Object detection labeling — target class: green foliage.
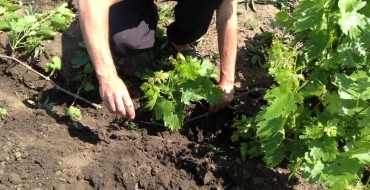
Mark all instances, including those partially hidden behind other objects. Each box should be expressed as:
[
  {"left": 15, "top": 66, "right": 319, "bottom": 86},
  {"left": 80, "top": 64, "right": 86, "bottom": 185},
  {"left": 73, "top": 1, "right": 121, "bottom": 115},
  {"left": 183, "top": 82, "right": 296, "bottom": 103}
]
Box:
[
  {"left": 0, "top": 106, "right": 7, "bottom": 120},
  {"left": 141, "top": 54, "right": 223, "bottom": 131},
  {"left": 44, "top": 56, "right": 62, "bottom": 76},
  {"left": 64, "top": 106, "right": 82, "bottom": 121},
  {"left": 70, "top": 46, "right": 95, "bottom": 93},
  {"left": 208, "top": 144, "right": 226, "bottom": 153},
  {"left": 157, "top": 3, "right": 174, "bottom": 25},
  {"left": 27, "top": 92, "right": 56, "bottom": 116},
  {"left": 233, "top": 0, "right": 370, "bottom": 188},
  {"left": 246, "top": 32, "right": 273, "bottom": 66},
  {"left": 0, "top": 3, "right": 75, "bottom": 56}
]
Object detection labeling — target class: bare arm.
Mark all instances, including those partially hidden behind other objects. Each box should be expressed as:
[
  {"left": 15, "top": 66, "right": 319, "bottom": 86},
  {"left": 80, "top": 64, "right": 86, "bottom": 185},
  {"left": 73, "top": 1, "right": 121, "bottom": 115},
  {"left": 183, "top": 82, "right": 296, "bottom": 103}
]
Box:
[
  {"left": 211, "top": 0, "right": 237, "bottom": 112},
  {"left": 77, "top": 0, "right": 135, "bottom": 118}
]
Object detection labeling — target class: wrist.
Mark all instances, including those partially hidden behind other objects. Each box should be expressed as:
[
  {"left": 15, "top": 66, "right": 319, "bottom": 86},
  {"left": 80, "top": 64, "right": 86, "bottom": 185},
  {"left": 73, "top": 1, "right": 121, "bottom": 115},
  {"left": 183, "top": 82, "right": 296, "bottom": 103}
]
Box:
[
  {"left": 96, "top": 67, "right": 118, "bottom": 84},
  {"left": 219, "top": 78, "right": 234, "bottom": 87}
]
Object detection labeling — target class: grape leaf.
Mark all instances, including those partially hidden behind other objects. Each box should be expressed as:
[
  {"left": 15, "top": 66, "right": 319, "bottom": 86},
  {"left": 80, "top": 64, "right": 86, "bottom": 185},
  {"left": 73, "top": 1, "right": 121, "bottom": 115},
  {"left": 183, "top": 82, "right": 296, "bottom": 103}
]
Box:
[
  {"left": 292, "top": 0, "right": 325, "bottom": 32},
  {"left": 301, "top": 160, "right": 325, "bottom": 182},
  {"left": 154, "top": 97, "right": 175, "bottom": 121},
  {"left": 321, "top": 157, "right": 363, "bottom": 187},
  {"left": 304, "top": 31, "right": 327, "bottom": 62},
  {"left": 39, "top": 24, "right": 56, "bottom": 38},
  {"left": 308, "top": 136, "right": 338, "bottom": 162},
  {"left": 338, "top": 0, "right": 367, "bottom": 38}
]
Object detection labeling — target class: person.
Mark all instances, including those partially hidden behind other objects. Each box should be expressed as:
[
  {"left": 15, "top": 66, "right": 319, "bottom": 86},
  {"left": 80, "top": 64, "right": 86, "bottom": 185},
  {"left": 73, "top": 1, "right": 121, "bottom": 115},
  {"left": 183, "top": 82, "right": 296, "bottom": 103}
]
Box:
[{"left": 77, "top": 0, "right": 237, "bottom": 119}]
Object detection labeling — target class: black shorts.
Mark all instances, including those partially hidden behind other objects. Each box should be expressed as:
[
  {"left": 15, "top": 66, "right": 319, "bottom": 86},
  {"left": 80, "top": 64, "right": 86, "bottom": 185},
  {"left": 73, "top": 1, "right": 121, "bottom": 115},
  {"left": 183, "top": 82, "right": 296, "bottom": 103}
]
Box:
[{"left": 109, "top": 0, "right": 222, "bottom": 55}]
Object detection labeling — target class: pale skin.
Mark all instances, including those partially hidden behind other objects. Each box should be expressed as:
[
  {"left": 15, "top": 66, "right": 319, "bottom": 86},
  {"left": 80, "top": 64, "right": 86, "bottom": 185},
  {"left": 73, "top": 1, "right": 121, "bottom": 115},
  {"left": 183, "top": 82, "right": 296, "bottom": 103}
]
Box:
[{"left": 77, "top": 0, "right": 237, "bottom": 118}]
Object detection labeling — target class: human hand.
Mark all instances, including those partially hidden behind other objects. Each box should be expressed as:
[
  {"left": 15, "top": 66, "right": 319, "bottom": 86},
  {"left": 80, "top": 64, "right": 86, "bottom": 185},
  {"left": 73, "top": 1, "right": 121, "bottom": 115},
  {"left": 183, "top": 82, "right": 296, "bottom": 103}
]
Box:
[
  {"left": 98, "top": 75, "right": 135, "bottom": 119},
  {"left": 209, "top": 82, "right": 234, "bottom": 113}
]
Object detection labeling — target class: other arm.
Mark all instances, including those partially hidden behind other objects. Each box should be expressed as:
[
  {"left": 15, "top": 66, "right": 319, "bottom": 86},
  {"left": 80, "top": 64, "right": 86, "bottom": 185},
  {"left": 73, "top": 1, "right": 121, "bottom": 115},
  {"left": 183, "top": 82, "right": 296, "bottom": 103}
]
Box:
[
  {"left": 77, "top": 0, "right": 135, "bottom": 118},
  {"left": 210, "top": 0, "right": 238, "bottom": 112}
]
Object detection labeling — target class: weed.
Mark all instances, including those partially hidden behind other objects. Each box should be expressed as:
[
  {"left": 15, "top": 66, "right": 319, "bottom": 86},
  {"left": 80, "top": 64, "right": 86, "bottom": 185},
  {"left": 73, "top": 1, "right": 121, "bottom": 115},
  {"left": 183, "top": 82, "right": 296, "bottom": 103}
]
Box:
[
  {"left": 0, "top": 3, "right": 75, "bottom": 57},
  {"left": 44, "top": 56, "right": 62, "bottom": 76},
  {"left": 64, "top": 106, "right": 81, "bottom": 121},
  {"left": 246, "top": 32, "right": 273, "bottom": 66},
  {"left": 0, "top": 106, "right": 7, "bottom": 120},
  {"left": 244, "top": 18, "right": 257, "bottom": 30},
  {"left": 208, "top": 144, "right": 225, "bottom": 153}
]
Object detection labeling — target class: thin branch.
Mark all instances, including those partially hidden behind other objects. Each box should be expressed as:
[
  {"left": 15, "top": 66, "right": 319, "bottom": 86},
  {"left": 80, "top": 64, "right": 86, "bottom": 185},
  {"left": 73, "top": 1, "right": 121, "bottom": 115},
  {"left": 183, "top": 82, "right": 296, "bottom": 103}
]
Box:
[
  {"left": 184, "top": 112, "right": 209, "bottom": 125},
  {"left": 140, "top": 121, "right": 165, "bottom": 127},
  {"left": 183, "top": 87, "right": 268, "bottom": 124},
  {"left": 0, "top": 54, "right": 102, "bottom": 109},
  {"left": 234, "top": 87, "right": 268, "bottom": 100}
]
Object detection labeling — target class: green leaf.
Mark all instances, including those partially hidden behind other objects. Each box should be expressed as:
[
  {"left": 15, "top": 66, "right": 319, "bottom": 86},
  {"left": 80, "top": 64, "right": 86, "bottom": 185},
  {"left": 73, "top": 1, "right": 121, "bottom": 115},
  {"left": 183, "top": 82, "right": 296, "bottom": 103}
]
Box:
[
  {"left": 44, "top": 56, "right": 62, "bottom": 74},
  {"left": 39, "top": 24, "right": 56, "bottom": 38},
  {"left": 292, "top": 0, "right": 325, "bottom": 32},
  {"left": 71, "top": 51, "right": 91, "bottom": 68},
  {"left": 64, "top": 106, "right": 82, "bottom": 120},
  {"left": 338, "top": 0, "right": 367, "bottom": 38},
  {"left": 257, "top": 117, "right": 286, "bottom": 138},
  {"left": 262, "top": 134, "right": 286, "bottom": 167},
  {"left": 207, "top": 87, "right": 223, "bottom": 106},
  {"left": 262, "top": 88, "right": 303, "bottom": 119},
  {"left": 308, "top": 136, "right": 338, "bottom": 162},
  {"left": 304, "top": 31, "right": 328, "bottom": 62},
  {"left": 83, "top": 82, "right": 95, "bottom": 92},
  {"left": 321, "top": 157, "right": 363, "bottom": 188},
  {"left": 154, "top": 97, "right": 175, "bottom": 121},
  {"left": 301, "top": 160, "right": 325, "bottom": 181},
  {"left": 51, "top": 13, "right": 67, "bottom": 31}
]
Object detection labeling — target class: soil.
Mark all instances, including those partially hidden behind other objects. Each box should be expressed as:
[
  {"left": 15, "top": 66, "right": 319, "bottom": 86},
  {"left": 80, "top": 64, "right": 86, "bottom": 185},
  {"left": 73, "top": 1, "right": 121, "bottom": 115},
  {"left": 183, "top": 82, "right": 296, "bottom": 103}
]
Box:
[{"left": 0, "top": 1, "right": 324, "bottom": 190}]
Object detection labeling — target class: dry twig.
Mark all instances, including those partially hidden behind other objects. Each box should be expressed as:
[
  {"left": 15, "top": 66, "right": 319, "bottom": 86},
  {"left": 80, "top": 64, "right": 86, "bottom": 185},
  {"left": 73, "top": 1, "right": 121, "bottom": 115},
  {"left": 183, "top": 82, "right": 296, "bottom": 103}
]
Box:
[{"left": 0, "top": 54, "right": 102, "bottom": 109}]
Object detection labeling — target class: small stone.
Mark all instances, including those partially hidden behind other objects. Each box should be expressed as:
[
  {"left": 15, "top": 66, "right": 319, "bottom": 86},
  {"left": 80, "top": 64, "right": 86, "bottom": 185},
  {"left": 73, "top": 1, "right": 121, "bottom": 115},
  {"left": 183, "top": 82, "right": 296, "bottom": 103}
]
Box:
[
  {"left": 8, "top": 173, "right": 22, "bottom": 184},
  {"left": 76, "top": 174, "right": 84, "bottom": 181},
  {"left": 54, "top": 171, "right": 62, "bottom": 176},
  {"left": 31, "top": 188, "right": 42, "bottom": 190},
  {"left": 96, "top": 145, "right": 103, "bottom": 152},
  {"left": 0, "top": 153, "right": 9, "bottom": 162},
  {"left": 202, "top": 171, "right": 214, "bottom": 185},
  {"left": 53, "top": 183, "right": 67, "bottom": 190},
  {"left": 23, "top": 183, "right": 30, "bottom": 189},
  {"left": 14, "top": 152, "right": 21, "bottom": 160}
]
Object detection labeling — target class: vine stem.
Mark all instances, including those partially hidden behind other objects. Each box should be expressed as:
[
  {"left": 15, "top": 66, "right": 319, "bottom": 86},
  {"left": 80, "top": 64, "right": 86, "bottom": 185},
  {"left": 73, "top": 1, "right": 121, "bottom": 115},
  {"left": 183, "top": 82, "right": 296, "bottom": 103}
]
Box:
[
  {"left": 184, "top": 87, "right": 268, "bottom": 124},
  {"left": 139, "top": 121, "right": 165, "bottom": 127},
  {"left": 0, "top": 54, "right": 102, "bottom": 109}
]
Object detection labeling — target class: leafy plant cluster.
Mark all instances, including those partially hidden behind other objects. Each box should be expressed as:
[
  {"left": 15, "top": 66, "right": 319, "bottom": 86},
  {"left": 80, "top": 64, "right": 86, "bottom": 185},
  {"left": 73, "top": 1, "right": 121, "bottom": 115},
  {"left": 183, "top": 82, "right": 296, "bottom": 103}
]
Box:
[
  {"left": 232, "top": 0, "right": 370, "bottom": 189},
  {"left": 69, "top": 43, "right": 96, "bottom": 93},
  {"left": 141, "top": 54, "right": 223, "bottom": 131},
  {"left": 0, "top": 1, "right": 75, "bottom": 56}
]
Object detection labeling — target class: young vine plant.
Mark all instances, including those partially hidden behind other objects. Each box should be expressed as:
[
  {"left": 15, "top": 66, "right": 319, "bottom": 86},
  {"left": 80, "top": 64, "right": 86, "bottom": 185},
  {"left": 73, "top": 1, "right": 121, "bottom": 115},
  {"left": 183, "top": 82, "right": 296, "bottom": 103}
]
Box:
[
  {"left": 0, "top": 1, "right": 75, "bottom": 57},
  {"left": 141, "top": 54, "right": 223, "bottom": 131},
  {"left": 232, "top": 0, "right": 370, "bottom": 189}
]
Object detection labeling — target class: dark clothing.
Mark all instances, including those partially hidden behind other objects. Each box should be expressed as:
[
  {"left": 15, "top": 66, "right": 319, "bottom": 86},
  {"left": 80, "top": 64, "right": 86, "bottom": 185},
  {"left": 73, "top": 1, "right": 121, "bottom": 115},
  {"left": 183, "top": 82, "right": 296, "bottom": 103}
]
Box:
[{"left": 109, "top": 0, "right": 222, "bottom": 55}]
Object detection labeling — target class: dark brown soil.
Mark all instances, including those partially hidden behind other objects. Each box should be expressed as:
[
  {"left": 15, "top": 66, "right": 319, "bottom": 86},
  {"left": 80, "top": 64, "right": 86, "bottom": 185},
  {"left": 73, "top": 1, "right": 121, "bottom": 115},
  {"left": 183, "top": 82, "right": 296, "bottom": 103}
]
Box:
[{"left": 0, "top": 1, "right": 323, "bottom": 190}]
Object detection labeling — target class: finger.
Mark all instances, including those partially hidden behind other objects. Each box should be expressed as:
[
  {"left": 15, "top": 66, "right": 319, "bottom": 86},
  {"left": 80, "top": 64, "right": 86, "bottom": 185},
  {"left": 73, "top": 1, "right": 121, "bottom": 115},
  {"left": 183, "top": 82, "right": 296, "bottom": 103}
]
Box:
[
  {"left": 122, "top": 91, "right": 135, "bottom": 119},
  {"left": 104, "top": 96, "right": 116, "bottom": 113},
  {"left": 114, "top": 94, "right": 126, "bottom": 117}
]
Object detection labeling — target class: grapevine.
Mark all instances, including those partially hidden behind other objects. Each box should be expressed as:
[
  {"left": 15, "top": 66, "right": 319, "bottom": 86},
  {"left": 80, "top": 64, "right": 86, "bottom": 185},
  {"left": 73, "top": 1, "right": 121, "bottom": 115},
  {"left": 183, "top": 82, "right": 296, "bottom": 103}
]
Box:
[{"left": 232, "top": 0, "right": 370, "bottom": 189}]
